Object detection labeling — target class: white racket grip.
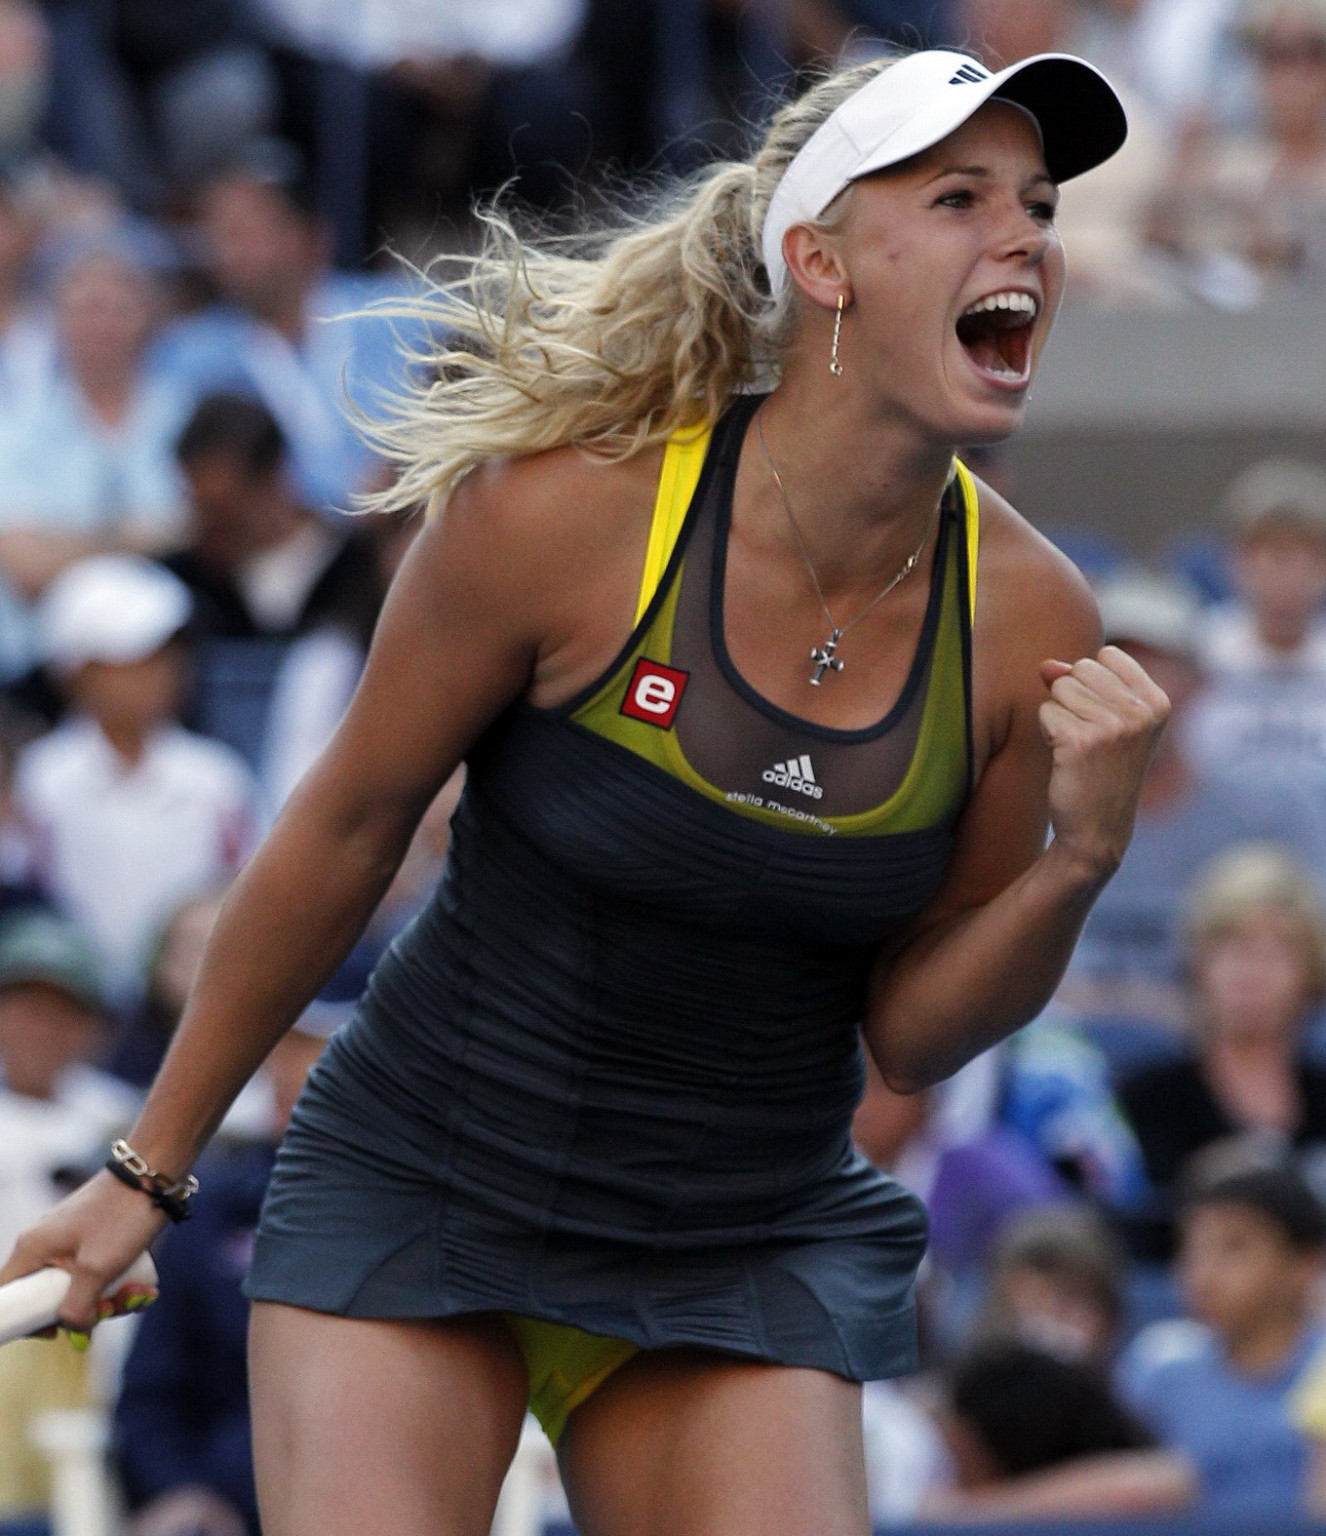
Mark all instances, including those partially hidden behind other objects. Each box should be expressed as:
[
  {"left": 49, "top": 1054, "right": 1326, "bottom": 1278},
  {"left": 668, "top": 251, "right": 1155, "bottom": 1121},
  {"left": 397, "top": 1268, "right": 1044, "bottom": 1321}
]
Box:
[{"left": 0, "top": 1253, "right": 158, "bottom": 1345}]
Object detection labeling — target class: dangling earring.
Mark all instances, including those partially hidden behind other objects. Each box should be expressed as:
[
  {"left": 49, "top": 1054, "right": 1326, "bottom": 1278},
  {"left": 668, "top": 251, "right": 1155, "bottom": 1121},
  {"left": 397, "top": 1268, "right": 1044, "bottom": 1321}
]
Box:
[{"left": 829, "top": 294, "right": 845, "bottom": 377}]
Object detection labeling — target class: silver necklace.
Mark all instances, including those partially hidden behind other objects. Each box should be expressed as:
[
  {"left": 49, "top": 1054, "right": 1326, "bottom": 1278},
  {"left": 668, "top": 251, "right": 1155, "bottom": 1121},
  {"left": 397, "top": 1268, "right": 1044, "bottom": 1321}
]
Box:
[{"left": 754, "top": 413, "right": 935, "bottom": 687}]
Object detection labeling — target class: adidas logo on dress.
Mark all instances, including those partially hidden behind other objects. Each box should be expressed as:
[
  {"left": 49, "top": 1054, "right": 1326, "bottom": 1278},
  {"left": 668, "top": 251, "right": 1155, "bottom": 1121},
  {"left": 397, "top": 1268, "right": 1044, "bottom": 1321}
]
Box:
[{"left": 762, "top": 755, "right": 823, "bottom": 800}]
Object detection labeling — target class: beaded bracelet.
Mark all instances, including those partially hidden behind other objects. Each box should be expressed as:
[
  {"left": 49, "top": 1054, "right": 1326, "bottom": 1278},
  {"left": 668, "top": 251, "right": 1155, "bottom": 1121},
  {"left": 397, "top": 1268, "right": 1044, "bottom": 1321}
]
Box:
[{"left": 104, "top": 1139, "right": 199, "bottom": 1224}]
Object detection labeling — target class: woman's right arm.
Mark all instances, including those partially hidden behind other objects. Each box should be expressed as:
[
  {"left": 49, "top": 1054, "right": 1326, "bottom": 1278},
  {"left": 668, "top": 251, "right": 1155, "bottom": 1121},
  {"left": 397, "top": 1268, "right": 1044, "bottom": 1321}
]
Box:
[{"left": 0, "top": 455, "right": 588, "bottom": 1326}]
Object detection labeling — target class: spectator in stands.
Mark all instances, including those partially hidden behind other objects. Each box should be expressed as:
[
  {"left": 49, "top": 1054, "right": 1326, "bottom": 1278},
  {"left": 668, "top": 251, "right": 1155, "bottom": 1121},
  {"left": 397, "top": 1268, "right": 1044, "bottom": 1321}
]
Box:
[
  {"left": 169, "top": 395, "right": 380, "bottom": 644},
  {"left": 1067, "top": 0, "right": 1256, "bottom": 133},
  {"left": 159, "top": 150, "right": 410, "bottom": 509},
  {"left": 975, "top": 1205, "right": 1126, "bottom": 1367},
  {"left": 39, "top": 0, "right": 276, "bottom": 216},
  {"left": 1188, "top": 458, "right": 1326, "bottom": 797},
  {"left": 1058, "top": 569, "right": 1326, "bottom": 1032},
  {"left": 166, "top": 394, "right": 384, "bottom": 787},
  {"left": 112, "top": 1008, "right": 330, "bottom": 1536},
  {"left": 0, "top": 907, "right": 135, "bottom": 1264},
  {"left": 0, "top": 241, "right": 189, "bottom": 608},
  {"left": 0, "top": 907, "right": 139, "bottom": 1526},
  {"left": 15, "top": 555, "right": 258, "bottom": 1000},
  {"left": 1119, "top": 1165, "right": 1326, "bottom": 1515},
  {"left": 1149, "top": 0, "right": 1326, "bottom": 304},
  {"left": 923, "top": 1339, "right": 1193, "bottom": 1519},
  {"left": 853, "top": 1052, "right": 1070, "bottom": 1283},
  {"left": 1199, "top": 458, "right": 1326, "bottom": 674},
  {"left": 1117, "top": 844, "right": 1326, "bottom": 1257},
  {"left": 253, "top": 0, "right": 594, "bottom": 253}
]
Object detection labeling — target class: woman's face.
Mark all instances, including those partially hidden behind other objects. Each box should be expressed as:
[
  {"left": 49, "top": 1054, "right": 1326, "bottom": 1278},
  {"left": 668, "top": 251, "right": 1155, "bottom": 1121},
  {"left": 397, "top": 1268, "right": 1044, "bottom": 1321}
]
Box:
[
  {"left": 1194, "top": 907, "right": 1316, "bottom": 1044},
  {"left": 826, "top": 102, "right": 1065, "bottom": 448}
]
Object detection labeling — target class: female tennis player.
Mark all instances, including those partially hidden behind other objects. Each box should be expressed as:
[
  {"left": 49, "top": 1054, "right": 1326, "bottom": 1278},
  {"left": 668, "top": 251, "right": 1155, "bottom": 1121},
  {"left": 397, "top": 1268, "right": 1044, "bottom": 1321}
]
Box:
[{"left": 3, "top": 47, "right": 1163, "bottom": 1536}]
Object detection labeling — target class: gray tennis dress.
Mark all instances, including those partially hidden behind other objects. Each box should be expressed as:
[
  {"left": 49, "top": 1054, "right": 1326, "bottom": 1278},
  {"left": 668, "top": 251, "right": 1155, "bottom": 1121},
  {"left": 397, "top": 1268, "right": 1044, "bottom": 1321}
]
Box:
[{"left": 246, "top": 396, "right": 979, "bottom": 1381}]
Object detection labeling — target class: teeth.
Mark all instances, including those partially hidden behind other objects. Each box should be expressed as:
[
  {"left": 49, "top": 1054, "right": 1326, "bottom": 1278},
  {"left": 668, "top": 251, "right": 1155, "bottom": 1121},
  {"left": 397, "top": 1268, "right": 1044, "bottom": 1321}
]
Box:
[{"left": 962, "top": 291, "right": 1038, "bottom": 317}]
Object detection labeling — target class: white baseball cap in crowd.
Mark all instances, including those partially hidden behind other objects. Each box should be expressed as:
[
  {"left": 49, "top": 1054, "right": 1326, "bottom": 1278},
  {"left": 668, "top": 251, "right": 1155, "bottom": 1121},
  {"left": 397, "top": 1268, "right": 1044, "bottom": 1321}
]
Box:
[
  {"left": 762, "top": 48, "right": 1129, "bottom": 296},
  {"left": 1096, "top": 569, "right": 1201, "bottom": 661},
  {"left": 38, "top": 553, "right": 193, "bottom": 676}
]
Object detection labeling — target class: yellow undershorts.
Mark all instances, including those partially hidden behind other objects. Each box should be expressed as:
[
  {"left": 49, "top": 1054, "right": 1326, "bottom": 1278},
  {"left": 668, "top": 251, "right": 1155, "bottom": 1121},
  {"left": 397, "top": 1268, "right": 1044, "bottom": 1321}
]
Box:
[{"left": 503, "top": 1315, "right": 639, "bottom": 1444}]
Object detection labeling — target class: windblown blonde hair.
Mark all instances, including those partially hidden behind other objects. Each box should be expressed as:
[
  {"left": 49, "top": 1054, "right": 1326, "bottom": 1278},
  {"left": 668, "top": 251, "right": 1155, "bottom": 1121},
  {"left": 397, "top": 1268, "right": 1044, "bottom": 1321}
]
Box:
[{"left": 361, "top": 54, "right": 908, "bottom": 515}]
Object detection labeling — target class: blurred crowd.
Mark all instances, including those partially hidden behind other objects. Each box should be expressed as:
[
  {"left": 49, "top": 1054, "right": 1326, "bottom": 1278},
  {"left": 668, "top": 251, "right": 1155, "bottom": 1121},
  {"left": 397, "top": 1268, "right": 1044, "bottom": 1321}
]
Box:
[{"left": 1, "top": 0, "right": 1326, "bottom": 1533}]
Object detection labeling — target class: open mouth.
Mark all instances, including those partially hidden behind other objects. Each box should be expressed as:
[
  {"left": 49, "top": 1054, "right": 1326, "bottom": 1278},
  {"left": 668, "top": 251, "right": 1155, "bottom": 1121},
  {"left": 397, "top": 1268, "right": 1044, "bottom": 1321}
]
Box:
[{"left": 955, "top": 290, "right": 1038, "bottom": 387}]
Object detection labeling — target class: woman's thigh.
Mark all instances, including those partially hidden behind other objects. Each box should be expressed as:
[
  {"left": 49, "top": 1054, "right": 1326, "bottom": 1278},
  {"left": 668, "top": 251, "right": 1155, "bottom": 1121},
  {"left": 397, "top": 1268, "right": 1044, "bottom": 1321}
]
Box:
[
  {"left": 248, "top": 1301, "right": 528, "bottom": 1536},
  {"left": 559, "top": 1349, "right": 870, "bottom": 1536}
]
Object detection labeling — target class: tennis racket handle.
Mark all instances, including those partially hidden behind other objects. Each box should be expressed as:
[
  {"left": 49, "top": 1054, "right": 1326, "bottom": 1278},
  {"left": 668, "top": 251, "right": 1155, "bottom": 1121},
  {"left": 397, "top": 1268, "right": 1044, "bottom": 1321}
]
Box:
[{"left": 0, "top": 1254, "right": 158, "bottom": 1345}]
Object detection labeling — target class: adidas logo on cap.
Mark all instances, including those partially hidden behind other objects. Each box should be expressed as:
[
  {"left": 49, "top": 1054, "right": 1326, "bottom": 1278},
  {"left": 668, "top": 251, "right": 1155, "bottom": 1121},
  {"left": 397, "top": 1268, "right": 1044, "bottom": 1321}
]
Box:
[
  {"left": 762, "top": 755, "right": 823, "bottom": 800},
  {"left": 949, "top": 64, "right": 989, "bottom": 85}
]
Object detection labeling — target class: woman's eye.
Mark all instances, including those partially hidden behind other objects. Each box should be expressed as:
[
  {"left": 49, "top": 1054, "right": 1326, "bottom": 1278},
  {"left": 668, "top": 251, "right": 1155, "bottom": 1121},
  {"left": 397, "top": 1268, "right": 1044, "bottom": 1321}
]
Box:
[
  {"left": 936, "top": 189, "right": 975, "bottom": 210},
  {"left": 1028, "top": 201, "right": 1058, "bottom": 223}
]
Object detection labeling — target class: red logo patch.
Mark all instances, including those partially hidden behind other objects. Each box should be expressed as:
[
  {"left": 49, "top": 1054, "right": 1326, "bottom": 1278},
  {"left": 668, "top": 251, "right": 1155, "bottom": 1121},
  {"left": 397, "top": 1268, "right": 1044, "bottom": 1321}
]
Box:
[{"left": 619, "top": 658, "right": 689, "bottom": 729}]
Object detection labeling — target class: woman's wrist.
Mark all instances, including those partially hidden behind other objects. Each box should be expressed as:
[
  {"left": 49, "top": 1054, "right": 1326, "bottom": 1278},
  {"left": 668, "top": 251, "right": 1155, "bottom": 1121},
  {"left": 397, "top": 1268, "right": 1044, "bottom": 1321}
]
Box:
[{"left": 1037, "top": 835, "right": 1122, "bottom": 901}]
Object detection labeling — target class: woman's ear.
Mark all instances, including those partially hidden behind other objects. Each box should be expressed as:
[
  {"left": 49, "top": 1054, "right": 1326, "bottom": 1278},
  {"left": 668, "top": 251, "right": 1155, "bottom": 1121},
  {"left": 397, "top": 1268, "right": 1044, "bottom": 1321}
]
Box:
[{"left": 781, "top": 222, "right": 852, "bottom": 312}]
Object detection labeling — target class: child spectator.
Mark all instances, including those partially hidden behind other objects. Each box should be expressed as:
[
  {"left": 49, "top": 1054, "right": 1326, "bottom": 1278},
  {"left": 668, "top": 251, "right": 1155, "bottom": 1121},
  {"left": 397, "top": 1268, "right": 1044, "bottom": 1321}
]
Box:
[
  {"left": 1117, "top": 844, "right": 1326, "bottom": 1257},
  {"left": 0, "top": 907, "right": 138, "bottom": 1526},
  {"left": 15, "top": 554, "right": 258, "bottom": 999},
  {"left": 111, "top": 1010, "right": 331, "bottom": 1536},
  {"left": 1059, "top": 569, "right": 1326, "bottom": 1033},
  {"left": 975, "top": 1205, "right": 1126, "bottom": 1367},
  {"left": 924, "top": 1340, "right": 1193, "bottom": 1519},
  {"left": 0, "top": 906, "right": 135, "bottom": 1263},
  {"left": 1118, "top": 1165, "right": 1326, "bottom": 1516},
  {"left": 1188, "top": 459, "right": 1326, "bottom": 798}
]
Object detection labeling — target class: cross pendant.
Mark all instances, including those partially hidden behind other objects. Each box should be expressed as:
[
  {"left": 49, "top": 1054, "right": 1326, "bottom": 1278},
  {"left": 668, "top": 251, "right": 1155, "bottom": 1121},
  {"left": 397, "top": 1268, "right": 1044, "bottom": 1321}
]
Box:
[{"left": 809, "top": 629, "right": 845, "bottom": 686}]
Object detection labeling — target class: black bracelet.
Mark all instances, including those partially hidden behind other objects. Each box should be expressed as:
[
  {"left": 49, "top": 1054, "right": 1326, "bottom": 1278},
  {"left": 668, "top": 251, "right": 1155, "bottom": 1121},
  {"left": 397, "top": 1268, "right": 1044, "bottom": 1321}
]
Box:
[{"left": 105, "top": 1139, "right": 198, "bottom": 1224}]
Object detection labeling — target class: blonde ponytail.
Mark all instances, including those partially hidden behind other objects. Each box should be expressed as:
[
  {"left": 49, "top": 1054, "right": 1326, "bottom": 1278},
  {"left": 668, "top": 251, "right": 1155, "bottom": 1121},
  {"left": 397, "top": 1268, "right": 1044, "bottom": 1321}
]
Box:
[{"left": 360, "top": 55, "right": 899, "bottom": 515}]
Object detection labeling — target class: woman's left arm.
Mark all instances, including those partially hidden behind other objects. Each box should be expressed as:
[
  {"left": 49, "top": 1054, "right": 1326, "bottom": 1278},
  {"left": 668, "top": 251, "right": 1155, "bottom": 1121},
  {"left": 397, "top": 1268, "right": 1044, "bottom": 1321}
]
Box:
[{"left": 865, "top": 531, "right": 1169, "bottom": 1093}]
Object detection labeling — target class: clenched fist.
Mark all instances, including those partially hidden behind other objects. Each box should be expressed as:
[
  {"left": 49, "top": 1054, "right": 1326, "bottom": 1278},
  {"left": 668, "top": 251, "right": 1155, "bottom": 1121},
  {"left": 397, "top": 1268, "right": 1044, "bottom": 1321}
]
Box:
[{"left": 1039, "top": 645, "right": 1170, "bottom": 877}]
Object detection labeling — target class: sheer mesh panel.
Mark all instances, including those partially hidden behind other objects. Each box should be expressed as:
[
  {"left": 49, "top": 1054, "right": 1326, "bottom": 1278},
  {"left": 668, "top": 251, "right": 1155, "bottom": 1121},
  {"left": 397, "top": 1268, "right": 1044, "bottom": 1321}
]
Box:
[{"left": 669, "top": 402, "right": 960, "bottom": 821}]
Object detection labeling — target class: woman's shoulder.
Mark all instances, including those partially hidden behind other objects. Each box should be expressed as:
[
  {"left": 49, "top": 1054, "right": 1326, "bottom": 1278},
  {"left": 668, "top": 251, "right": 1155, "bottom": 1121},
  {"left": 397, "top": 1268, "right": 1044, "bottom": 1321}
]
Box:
[
  {"left": 965, "top": 475, "right": 1102, "bottom": 690},
  {"left": 969, "top": 477, "right": 1097, "bottom": 618},
  {"left": 439, "top": 440, "right": 666, "bottom": 569}
]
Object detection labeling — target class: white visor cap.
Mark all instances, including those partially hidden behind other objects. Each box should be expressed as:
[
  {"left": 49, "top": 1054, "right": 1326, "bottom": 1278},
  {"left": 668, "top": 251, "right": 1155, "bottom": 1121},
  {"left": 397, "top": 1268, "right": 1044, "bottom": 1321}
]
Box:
[{"left": 762, "top": 49, "right": 1128, "bottom": 297}]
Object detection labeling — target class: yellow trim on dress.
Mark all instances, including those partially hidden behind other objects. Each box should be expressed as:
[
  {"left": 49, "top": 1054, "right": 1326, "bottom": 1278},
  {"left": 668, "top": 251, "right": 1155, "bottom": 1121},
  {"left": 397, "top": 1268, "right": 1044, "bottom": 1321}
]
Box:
[
  {"left": 634, "top": 425, "right": 712, "bottom": 627},
  {"left": 952, "top": 457, "right": 980, "bottom": 625}
]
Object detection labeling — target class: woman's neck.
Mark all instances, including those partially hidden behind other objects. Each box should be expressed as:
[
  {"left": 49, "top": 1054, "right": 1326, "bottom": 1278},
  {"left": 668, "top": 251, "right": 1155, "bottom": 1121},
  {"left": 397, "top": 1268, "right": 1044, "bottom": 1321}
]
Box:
[{"left": 755, "top": 370, "right": 956, "bottom": 594}]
